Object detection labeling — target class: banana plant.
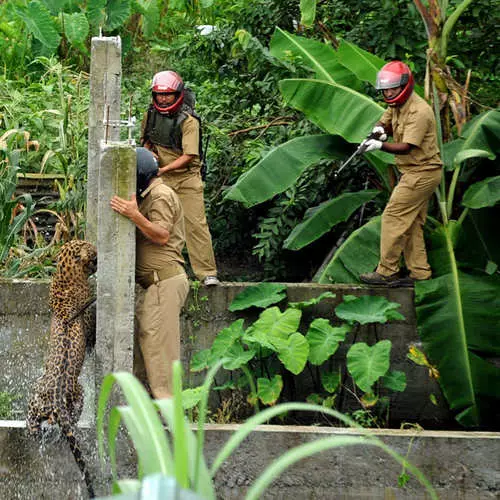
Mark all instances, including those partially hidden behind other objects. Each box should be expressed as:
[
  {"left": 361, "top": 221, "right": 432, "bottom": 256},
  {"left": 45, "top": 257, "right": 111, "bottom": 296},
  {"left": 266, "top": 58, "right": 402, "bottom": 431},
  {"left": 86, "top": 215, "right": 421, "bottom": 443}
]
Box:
[
  {"left": 413, "top": 108, "right": 500, "bottom": 428},
  {"left": 224, "top": 28, "right": 393, "bottom": 249},
  {"left": 224, "top": 28, "right": 500, "bottom": 427}
]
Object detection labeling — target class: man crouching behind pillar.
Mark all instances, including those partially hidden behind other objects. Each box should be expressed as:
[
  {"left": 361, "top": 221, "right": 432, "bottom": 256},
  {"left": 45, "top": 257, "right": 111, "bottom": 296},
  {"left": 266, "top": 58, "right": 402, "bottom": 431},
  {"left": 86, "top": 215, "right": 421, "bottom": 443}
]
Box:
[{"left": 110, "top": 147, "right": 189, "bottom": 399}]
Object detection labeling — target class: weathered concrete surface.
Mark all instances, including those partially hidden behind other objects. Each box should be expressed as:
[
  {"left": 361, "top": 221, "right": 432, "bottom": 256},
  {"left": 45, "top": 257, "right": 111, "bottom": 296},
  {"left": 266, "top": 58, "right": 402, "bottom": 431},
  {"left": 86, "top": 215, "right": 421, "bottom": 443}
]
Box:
[
  {"left": 86, "top": 36, "right": 122, "bottom": 245},
  {"left": 0, "top": 421, "right": 498, "bottom": 499},
  {"left": 0, "top": 281, "right": 450, "bottom": 427},
  {"left": 96, "top": 144, "right": 136, "bottom": 404}
]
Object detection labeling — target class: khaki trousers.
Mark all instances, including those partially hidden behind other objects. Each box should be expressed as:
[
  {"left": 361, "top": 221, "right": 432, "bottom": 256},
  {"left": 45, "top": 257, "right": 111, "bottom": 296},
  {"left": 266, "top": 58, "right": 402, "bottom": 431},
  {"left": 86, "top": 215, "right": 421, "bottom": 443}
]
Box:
[
  {"left": 134, "top": 273, "right": 189, "bottom": 399},
  {"left": 162, "top": 170, "right": 217, "bottom": 280},
  {"left": 376, "top": 168, "right": 441, "bottom": 280}
]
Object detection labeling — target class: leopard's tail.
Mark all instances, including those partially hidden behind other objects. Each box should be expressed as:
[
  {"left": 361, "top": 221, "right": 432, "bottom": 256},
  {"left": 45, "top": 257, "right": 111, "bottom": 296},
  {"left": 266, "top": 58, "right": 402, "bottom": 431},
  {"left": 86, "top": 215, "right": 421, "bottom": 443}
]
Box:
[{"left": 60, "top": 421, "right": 95, "bottom": 498}]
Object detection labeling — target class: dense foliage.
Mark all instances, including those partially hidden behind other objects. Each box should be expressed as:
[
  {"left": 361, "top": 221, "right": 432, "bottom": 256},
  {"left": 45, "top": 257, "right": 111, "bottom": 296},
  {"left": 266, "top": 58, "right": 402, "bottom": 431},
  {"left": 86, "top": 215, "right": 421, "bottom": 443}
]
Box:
[{"left": 1, "top": 0, "right": 498, "bottom": 280}]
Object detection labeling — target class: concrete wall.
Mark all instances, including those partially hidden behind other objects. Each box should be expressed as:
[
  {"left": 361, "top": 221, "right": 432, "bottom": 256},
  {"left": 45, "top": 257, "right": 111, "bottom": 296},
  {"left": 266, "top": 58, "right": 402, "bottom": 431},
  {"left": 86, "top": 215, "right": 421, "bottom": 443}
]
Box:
[
  {"left": 0, "top": 421, "right": 498, "bottom": 499},
  {"left": 0, "top": 280, "right": 451, "bottom": 427},
  {"left": 0, "top": 280, "right": 498, "bottom": 499}
]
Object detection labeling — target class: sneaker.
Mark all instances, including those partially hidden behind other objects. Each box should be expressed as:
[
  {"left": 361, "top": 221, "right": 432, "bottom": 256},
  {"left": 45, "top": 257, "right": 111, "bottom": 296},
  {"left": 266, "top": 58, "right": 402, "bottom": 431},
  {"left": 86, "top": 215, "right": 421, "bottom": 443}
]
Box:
[
  {"left": 202, "top": 275, "right": 220, "bottom": 286},
  {"left": 359, "top": 271, "right": 401, "bottom": 286}
]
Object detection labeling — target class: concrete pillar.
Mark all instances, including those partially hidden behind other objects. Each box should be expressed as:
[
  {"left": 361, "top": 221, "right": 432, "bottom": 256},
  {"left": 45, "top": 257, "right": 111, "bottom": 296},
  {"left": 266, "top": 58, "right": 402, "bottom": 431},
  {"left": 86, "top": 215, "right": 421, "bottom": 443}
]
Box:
[
  {"left": 96, "top": 143, "right": 136, "bottom": 393},
  {"left": 86, "top": 36, "right": 122, "bottom": 245}
]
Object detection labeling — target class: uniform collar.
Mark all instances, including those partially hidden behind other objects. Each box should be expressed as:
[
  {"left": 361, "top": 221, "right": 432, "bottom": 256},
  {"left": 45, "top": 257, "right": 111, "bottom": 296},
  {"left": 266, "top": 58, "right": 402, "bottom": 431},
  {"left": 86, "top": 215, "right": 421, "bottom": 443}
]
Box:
[{"left": 141, "top": 177, "right": 163, "bottom": 198}]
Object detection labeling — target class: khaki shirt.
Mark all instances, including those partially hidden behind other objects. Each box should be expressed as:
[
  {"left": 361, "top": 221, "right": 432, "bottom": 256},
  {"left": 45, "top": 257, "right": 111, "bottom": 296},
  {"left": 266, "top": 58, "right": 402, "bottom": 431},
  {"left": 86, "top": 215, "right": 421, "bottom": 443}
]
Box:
[
  {"left": 379, "top": 92, "right": 442, "bottom": 173},
  {"left": 141, "top": 112, "right": 202, "bottom": 172},
  {"left": 135, "top": 178, "right": 185, "bottom": 281}
]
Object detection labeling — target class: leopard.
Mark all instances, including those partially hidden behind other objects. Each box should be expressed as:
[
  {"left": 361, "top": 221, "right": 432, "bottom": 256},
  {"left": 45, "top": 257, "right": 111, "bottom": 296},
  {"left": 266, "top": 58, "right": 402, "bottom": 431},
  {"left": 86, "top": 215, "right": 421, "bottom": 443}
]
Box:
[{"left": 26, "top": 239, "right": 97, "bottom": 498}]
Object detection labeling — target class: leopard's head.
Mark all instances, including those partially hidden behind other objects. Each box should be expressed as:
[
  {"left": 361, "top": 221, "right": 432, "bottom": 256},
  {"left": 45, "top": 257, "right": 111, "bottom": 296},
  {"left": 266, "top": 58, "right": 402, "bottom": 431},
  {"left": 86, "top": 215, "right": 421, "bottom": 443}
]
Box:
[{"left": 56, "top": 240, "right": 97, "bottom": 278}]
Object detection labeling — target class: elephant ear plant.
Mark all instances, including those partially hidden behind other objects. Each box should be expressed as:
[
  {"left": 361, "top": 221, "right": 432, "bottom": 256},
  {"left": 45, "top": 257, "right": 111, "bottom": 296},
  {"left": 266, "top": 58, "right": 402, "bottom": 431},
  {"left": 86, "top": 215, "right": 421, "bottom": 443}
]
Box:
[
  {"left": 188, "top": 284, "right": 408, "bottom": 427},
  {"left": 96, "top": 361, "right": 437, "bottom": 499}
]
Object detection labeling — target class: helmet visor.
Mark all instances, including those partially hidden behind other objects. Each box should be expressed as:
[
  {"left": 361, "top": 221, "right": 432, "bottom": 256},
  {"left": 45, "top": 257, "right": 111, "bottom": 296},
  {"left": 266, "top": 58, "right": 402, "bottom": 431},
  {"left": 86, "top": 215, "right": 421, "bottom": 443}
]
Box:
[{"left": 376, "top": 71, "right": 409, "bottom": 90}]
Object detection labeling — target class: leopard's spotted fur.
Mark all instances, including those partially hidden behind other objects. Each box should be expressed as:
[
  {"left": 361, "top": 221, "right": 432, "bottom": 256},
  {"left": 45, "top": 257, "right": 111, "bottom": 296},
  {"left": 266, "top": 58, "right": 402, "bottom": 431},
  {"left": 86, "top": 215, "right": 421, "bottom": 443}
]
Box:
[{"left": 26, "top": 240, "right": 97, "bottom": 498}]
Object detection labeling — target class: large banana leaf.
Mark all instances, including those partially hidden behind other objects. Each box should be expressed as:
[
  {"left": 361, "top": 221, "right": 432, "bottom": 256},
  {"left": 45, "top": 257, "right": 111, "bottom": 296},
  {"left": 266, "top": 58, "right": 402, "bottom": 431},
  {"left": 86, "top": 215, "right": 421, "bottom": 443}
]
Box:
[
  {"left": 269, "top": 28, "right": 359, "bottom": 88},
  {"left": 283, "top": 190, "right": 379, "bottom": 250},
  {"left": 279, "top": 79, "right": 383, "bottom": 141},
  {"left": 224, "top": 135, "right": 352, "bottom": 207},
  {"left": 317, "top": 216, "right": 381, "bottom": 284},
  {"left": 460, "top": 108, "right": 500, "bottom": 154},
  {"left": 462, "top": 175, "right": 500, "bottom": 209},
  {"left": 417, "top": 223, "right": 500, "bottom": 427},
  {"left": 336, "top": 39, "right": 386, "bottom": 84},
  {"left": 443, "top": 109, "right": 500, "bottom": 169}
]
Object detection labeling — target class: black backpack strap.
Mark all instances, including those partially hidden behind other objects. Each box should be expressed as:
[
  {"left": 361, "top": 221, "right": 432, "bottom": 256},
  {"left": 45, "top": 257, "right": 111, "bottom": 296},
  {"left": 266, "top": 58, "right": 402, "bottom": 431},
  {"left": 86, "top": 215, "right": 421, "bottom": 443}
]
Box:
[{"left": 141, "top": 105, "right": 156, "bottom": 146}]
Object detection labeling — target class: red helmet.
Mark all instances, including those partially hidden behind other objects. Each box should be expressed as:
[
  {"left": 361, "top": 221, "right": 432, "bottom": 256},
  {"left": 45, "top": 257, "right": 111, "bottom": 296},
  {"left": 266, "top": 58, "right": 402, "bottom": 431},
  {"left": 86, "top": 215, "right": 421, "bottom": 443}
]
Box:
[
  {"left": 151, "top": 71, "right": 185, "bottom": 115},
  {"left": 375, "top": 61, "right": 414, "bottom": 106}
]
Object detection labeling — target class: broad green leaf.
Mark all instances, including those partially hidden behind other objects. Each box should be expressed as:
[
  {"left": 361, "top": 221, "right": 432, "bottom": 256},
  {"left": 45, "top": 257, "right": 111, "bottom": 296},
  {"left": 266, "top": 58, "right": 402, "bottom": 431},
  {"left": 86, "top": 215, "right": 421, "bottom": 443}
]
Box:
[
  {"left": 299, "top": 0, "right": 316, "bottom": 27},
  {"left": 190, "top": 349, "right": 210, "bottom": 372},
  {"left": 455, "top": 148, "right": 495, "bottom": 166},
  {"left": 288, "top": 291, "right": 335, "bottom": 309},
  {"left": 15, "top": 1, "right": 60, "bottom": 51},
  {"left": 106, "top": 0, "right": 131, "bottom": 31},
  {"left": 321, "top": 370, "right": 341, "bottom": 393},
  {"left": 347, "top": 340, "right": 392, "bottom": 392},
  {"left": 41, "top": 0, "right": 69, "bottom": 15},
  {"left": 336, "top": 39, "right": 386, "bottom": 84},
  {"left": 485, "top": 260, "right": 498, "bottom": 274},
  {"left": 284, "top": 190, "right": 379, "bottom": 250},
  {"left": 322, "top": 394, "right": 336, "bottom": 408},
  {"left": 306, "top": 319, "right": 350, "bottom": 365},
  {"left": 63, "top": 12, "right": 89, "bottom": 46},
  {"left": 209, "top": 319, "right": 245, "bottom": 363},
  {"left": 181, "top": 387, "right": 204, "bottom": 410},
  {"left": 275, "top": 332, "right": 310, "bottom": 375},
  {"left": 229, "top": 283, "right": 287, "bottom": 311},
  {"left": 317, "top": 216, "right": 381, "bottom": 284},
  {"left": 137, "top": 0, "right": 161, "bottom": 37},
  {"left": 335, "top": 295, "right": 404, "bottom": 325},
  {"left": 222, "top": 343, "right": 257, "bottom": 370},
  {"left": 306, "top": 393, "right": 322, "bottom": 405},
  {"left": 87, "top": 0, "right": 106, "bottom": 30},
  {"left": 279, "top": 79, "right": 384, "bottom": 141},
  {"left": 382, "top": 370, "right": 407, "bottom": 392},
  {"left": 360, "top": 392, "right": 379, "bottom": 407},
  {"left": 415, "top": 270, "right": 500, "bottom": 427},
  {"left": 224, "top": 135, "right": 353, "bottom": 207},
  {"left": 270, "top": 28, "right": 357, "bottom": 86},
  {"left": 460, "top": 108, "right": 500, "bottom": 156},
  {"left": 462, "top": 176, "right": 500, "bottom": 209},
  {"left": 244, "top": 307, "right": 302, "bottom": 348},
  {"left": 257, "top": 375, "right": 283, "bottom": 405}
]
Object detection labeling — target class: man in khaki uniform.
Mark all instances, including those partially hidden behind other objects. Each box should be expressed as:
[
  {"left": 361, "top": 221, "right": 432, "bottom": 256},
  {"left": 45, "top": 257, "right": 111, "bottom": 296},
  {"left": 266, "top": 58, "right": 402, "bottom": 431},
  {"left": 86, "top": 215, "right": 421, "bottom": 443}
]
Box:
[
  {"left": 141, "top": 70, "right": 219, "bottom": 286},
  {"left": 360, "top": 61, "right": 442, "bottom": 286},
  {"left": 110, "top": 148, "right": 189, "bottom": 399}
]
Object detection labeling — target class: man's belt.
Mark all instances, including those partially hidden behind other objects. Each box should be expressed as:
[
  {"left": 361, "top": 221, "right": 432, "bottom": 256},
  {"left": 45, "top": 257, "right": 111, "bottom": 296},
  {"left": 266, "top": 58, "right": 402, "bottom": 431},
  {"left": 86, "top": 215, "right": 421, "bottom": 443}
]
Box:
[{"left": 137, "top": 262, "right": 185, "bottom": 289}]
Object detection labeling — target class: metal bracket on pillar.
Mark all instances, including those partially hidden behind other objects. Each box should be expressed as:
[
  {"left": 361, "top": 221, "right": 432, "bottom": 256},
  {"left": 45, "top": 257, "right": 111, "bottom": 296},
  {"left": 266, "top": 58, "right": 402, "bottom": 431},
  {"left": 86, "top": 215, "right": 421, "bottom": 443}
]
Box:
[{"left": 103, "top": 104, "right": 137, "bottom": 145}]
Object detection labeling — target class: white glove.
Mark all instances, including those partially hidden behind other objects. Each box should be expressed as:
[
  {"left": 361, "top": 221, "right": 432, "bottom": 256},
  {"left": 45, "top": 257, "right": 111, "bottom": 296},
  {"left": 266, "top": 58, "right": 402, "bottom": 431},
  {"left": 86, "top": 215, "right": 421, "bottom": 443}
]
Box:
[
  {"left": 363, "top": 139, "right": 383, "bottom": 152},
  {"left": 371, "top": 125, "right": 387, "bottom": 142}
]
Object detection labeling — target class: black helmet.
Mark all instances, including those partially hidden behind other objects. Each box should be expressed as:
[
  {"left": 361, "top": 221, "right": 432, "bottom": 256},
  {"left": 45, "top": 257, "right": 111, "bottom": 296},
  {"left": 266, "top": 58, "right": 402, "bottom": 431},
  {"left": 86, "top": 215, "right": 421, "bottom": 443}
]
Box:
[{"left": 136, "top": 147, "right": 158, "bottom": 197}]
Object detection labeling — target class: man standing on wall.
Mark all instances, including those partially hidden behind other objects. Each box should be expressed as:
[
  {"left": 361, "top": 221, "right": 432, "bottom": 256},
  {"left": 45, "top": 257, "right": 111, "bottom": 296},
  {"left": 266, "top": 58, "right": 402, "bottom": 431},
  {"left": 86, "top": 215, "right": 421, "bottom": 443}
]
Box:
[
  {"left": 110, "top": 147, "right": 189, "bottom": 399},
  {"left": 360, "top": 61, "right": 443, "bottom": 286},
  {"left": 141, "top": 70, "right": 220, "bottom": 286}
]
